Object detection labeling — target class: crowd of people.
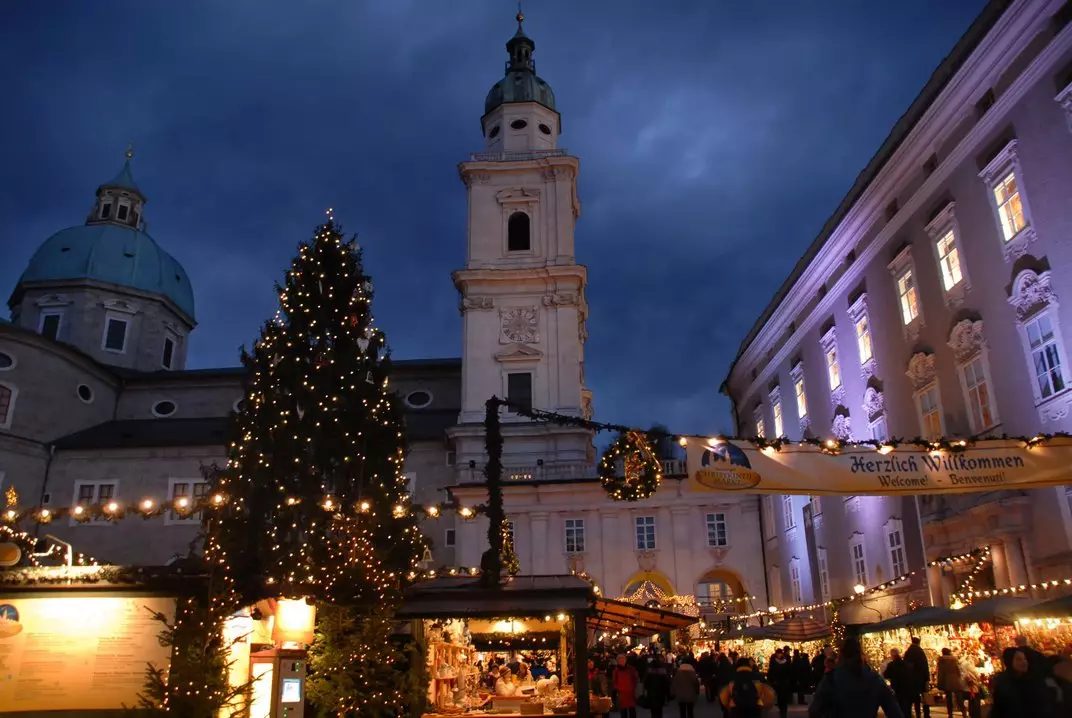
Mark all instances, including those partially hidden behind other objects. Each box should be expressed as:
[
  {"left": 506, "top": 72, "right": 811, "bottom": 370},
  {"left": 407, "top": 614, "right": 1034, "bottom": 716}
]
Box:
[{"left": 587, "top": 633, "right": 1072, "bottom": 717}]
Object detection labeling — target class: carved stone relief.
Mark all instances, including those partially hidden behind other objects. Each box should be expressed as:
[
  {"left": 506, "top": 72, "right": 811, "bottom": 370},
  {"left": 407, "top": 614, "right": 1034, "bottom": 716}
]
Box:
[
  {"left": 862, "top": 387, "right": 885, "bottom": 419},
  {"left": 906, "top": 352, "right": 937, "bottom": 392},
  {"left": 947, "top": 319, "right": 986, "bottom": 363},
  {"left": 542, "top": 292, "right": 579, "bottom": 307},
  {"left": 831, "top": 415, "right": 852, "bottom": 440},
  {"left": 500, "top": 306, "right": 539, "bottom": 344},
  {"left": 459, "top": 296, "right": 494, "bottom": 314},
  {"left": 1007, "top": 270, "right": 1057, "bottom": 322}
]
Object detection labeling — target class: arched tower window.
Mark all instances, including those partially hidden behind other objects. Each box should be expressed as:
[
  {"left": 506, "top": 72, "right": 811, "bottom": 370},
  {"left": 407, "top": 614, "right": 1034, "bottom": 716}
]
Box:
[{"left": 507, "top": 212, "right": 530, "bottom": 252}]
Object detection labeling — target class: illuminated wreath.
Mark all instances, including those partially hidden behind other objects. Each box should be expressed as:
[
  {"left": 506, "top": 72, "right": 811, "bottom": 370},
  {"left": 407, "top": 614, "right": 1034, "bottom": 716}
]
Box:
[{"left": 599, "top": 431, "right": 663, "bottom": 502}]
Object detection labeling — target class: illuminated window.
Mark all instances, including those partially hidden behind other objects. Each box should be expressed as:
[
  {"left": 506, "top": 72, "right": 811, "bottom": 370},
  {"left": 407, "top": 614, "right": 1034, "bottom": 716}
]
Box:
[
  {"left": 855, "top": 315, "right": 873, "bottom": 364},
  {"left": 635, "top": 516, "right": 656, "bottom": 550},
  {"left": 916, "top": 385, "right": 943, "bottom": 440},
  {"left": 755, "top": 415, "right": 766, "bottom": 438},
  {"left": 896, "top": 268, "right": 920, "bottom": 325},
  {"left": 771, "top": 390, "right": 784, "bottom": 438},
  {"left": 705, "top": 512, "right": 728, "bottom": 548},
  {"left": 826, "top": 346, "right": 841, "bottom": 391},
  {"left": 794, "top": 376, "right": 807, "bottom": 421},
  {"left": 993, "top": 171, "right": 1027, "bottom": 241},
  {"left": 936, "top": 230, "right": 963, "bottom": 291},
  {"left": 961, "top": 356, "right": 997, "bottom": 432}
]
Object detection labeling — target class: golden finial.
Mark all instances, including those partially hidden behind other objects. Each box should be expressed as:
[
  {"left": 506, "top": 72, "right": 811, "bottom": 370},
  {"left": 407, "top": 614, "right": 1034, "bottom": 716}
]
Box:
[
  {"left": 516, "top": 1, "right": 523, "bottom": 26},
  {"left": 125, "top": 142, "right": 135, "bottom": 161}
]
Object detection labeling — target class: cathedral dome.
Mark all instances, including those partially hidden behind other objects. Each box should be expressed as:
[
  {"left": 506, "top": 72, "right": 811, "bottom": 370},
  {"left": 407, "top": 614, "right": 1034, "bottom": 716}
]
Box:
[
  {"left": 14, "top": 155, "right": 195, "bottom": 321},
  {"left": 483, "top": 13, "right": 556, "bottom": 116},
  {"left": 19, "top": 223, "right": 196, "bottom": 320}
]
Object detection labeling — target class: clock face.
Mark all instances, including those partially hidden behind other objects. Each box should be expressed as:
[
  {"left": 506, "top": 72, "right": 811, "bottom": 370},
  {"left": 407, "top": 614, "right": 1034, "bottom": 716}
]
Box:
[{"left": 501, "top": 307, "right": 538, "bottom": 344}]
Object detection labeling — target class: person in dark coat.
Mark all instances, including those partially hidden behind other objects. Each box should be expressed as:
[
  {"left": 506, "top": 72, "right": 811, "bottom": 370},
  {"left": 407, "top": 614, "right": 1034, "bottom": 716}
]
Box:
[
  {"left": 716, "top": 653, "right": 736, "bottom": 715},
  {"left": 811, "top": 649, "right": 826, "bottom": 689},
  {"left": 697, "top": 652, "right": 716, "bottom": 702},
  {"left": 808, "top": 638, "right": 904, "bottom": 718},
  {"left": 792, "top": 648, "right": 812, "bottom": 703},
  {"left": 884, "top": 648, "right": 915, "bottom": 718},
  {"left": 990, "top": 647, "right": 1054, "bottom": 718},
  {"left": 903, "top": 636, "right": 931, "bottom": 718},
  {"left": 1014, "top": 635, "right": 1052, "bottom": 679},
  {"left": 766, "top": 648, "right": 794, "bottom": 718},
  {"left": 643, "top": 657, "right": 672, "bottom": 718}
]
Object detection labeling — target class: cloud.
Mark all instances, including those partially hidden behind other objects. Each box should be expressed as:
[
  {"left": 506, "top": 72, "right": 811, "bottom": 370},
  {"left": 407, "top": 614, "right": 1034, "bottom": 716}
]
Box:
[{"left": 0, "top": 0, "right": 987, "bottom": 436}]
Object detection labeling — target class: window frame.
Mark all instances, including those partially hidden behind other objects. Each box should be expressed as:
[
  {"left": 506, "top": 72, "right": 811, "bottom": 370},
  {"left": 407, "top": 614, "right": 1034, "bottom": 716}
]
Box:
[
  {"left": 763, "top": 496, "right": 776, "bottom": 540},
  {"left": 166, "top": 478, "right": 209, "bottom": 525},
  {"left": 0, "top": 382, "right": 17, "bottom": 430},
  {"left": 444, "top": 528, "right": 456, "bottom": 548},
  {"left": 506, "top": 211, "right": 532, "bottom": 253},
  {"left": 101, "top": 314, "right": 130, "bottom": 354},
  {"left": 161, "top": 332, "right": 178, "bottom": 370},
  {"left": 958, "top": 353, "right": 1000, "bottom": 433},
  {"left": 789, "top": 559, "right": 802, "bottom": 604},
  {"left": 39, "top": 311, "right": 63, "bottom": 341},
  {"left": 849, "top": 535, "right": 868, "bottom": 587},
  {"left": 868, "top": 415, "right": 889, "bottom": 443},
  {"left": 770, "top": 386, "right": 784, "bottom": 438},
  {"left": 634, "top": 515, "right": 656, "bottom": 551},
  {"left": 1008, "top": 270, "right": 1071, "bottom": 418},
  {"left": 925, "top": 202, "right": 970, "bottom": 307},
  {"left": 403, "top": 472, "right": 417, "bottom": 497},
  {"left": 564, "top": 517, "right": 586, "bottom": 554},
  {"left": 979, "top": 140, "right": 1036, "bottom": 262},
  {"left": 885, "top": 519, "right": 908, "bottom": 579},
  {"left": 705, "top": 512, "right": 729, "bottom": 548},
  {"left": 70, "top": 480, "right": 119, "bottom": 526},
  {"left": 816, "top": 547, "right": 830, "bottom": 600},
  {"left": 848, "top": 293, "right": 876, "bottom": 377},
  {"left": 506, "top": 371, "right": 534, "bottom": 414},
  {"left": 782, "top": 495, "right": 796, "bottom": 530},
  {"left": 1021, "top": 310, "right": 1070, "bottom": 404},
  {"left": 790, "top": 362, "right": 808, "bottom": 432},
  {"left": 915, "top": 382, "right": 945, "bottom": 440},
  {"left": 888, "top": 246, "right": 924, "bottom": 340},
  {"left": 753, "top": 405, "right": 766, "bottom": 439}
]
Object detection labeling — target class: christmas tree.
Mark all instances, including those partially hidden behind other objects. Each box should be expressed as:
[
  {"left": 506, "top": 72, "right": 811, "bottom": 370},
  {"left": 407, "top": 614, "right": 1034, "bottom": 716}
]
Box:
[{"left": 204, "top": 217, "right": 427, "bottom": 716}]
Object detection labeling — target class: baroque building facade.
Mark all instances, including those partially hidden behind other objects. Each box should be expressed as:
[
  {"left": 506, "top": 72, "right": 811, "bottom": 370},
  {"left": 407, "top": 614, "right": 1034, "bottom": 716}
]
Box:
[
  {"left": 0, "top": 15, "right": 767, "bottom": 614},
  {"left": 722, "top": 0, "right": 1072, "bottom": 621}
]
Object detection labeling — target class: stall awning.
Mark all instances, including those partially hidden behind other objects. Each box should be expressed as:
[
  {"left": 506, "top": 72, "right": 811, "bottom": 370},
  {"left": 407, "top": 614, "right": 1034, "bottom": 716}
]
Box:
[
  {"left": 589, "top": 597, "right": 696, "bottom": 638},
  {"left": 1013, "top": 594, "right": 1072, "bottom": 620},
  {"left": 397, "top": 574, "right": 594, "bottom": 620}
]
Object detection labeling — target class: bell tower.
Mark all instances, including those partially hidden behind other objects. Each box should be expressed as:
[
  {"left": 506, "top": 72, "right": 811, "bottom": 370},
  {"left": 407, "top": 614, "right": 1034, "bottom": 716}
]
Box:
[{"left": 449, "top": 11, "right": 594, "bottom": 478}]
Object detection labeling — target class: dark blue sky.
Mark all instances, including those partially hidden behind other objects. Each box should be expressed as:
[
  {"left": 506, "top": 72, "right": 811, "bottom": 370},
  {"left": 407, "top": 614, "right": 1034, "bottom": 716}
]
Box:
[{"left": 1, "top": 0, "right": 986, "bottom": 436}]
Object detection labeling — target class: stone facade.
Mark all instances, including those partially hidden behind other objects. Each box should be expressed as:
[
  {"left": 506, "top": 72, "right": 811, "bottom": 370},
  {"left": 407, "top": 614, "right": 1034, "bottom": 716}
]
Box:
[{"left": 723, "top": 0, "right": 1072, "bottom": 618}]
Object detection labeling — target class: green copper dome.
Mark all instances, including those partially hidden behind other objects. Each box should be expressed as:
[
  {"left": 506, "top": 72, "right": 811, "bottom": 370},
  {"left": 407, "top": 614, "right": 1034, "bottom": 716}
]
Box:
[{"left": 484, "top": 13, "right": 556, "bottom": 116}]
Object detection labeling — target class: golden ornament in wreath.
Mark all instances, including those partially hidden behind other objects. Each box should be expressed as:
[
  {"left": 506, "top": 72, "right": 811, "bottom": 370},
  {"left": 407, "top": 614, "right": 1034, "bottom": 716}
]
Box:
[{"left": 599, "top": 430, "right": 662, "bottom": 502}]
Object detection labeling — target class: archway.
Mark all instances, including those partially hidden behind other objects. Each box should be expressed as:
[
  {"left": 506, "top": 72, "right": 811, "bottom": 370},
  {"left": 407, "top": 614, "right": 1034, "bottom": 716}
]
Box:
[
  {"left": 695, "top": 567, "right": 748, "bottom": 613},
  {"left": 621, "top": 569, "right": 675, "bottom": 602}
]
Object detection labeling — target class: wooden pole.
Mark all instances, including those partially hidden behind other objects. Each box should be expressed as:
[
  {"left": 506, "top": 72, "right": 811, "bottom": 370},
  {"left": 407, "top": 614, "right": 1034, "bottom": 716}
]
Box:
[{"left": 572, "top": 610, "right": 590, "bottom": 718}]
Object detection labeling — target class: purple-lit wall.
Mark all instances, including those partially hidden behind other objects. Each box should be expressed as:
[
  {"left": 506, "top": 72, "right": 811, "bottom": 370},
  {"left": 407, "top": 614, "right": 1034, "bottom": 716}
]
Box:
[{"left": 725, "top": 0, "right": 1072, "bottom": 614}]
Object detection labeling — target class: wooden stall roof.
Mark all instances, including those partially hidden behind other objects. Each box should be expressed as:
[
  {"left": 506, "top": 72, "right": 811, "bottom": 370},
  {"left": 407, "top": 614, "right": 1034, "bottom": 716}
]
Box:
[
  {"left": 397, "top": 574, "right": 594, "bottom": 620},
  {"left": 589, "top": 597, "right": 695, "bottom": 638}
]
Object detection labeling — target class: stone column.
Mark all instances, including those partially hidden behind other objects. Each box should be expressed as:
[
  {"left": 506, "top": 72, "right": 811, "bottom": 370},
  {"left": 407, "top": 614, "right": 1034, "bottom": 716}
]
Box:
[
  {"left": 998, "top": 534, "right": 1030, "bottom": 588},
  {"left": 530, "top": 512, "right": 549, "bottom": 574},
  {"left": 670, "top": 506, "right": 693, "bottom": 595},
  {"left": 600, "top": 510, "right": 620, "bottom": 594}
]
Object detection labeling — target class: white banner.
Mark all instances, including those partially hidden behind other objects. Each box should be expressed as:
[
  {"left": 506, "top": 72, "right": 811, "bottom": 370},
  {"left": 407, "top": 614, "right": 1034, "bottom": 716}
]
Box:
[{"left": 685, "top": 437, "right": 1072, "bottom": 495}]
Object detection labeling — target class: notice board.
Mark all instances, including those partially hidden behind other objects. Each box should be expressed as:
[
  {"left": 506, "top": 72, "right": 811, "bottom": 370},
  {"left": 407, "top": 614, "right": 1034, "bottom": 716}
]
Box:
[{"left": 0, "top": 593, "right": 175, "bottom": 712}]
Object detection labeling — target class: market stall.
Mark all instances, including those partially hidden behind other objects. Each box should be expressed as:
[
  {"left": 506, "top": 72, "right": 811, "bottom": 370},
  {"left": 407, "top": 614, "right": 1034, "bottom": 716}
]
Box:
[
  {"left": 1012, "top": 594, "right": 1072, "bottom": 653},
  {"left": 399, "top": 575, "right": 594, "bottom": 717}
]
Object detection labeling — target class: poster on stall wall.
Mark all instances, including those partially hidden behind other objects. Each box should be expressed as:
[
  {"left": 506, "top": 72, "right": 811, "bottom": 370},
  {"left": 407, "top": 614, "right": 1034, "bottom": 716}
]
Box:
[
  {"left": 0, "top": 594, "right": 175, "bottom": 713},
  {"left": 685, "top": 437, "right": 1072, "bottom": 495}
]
